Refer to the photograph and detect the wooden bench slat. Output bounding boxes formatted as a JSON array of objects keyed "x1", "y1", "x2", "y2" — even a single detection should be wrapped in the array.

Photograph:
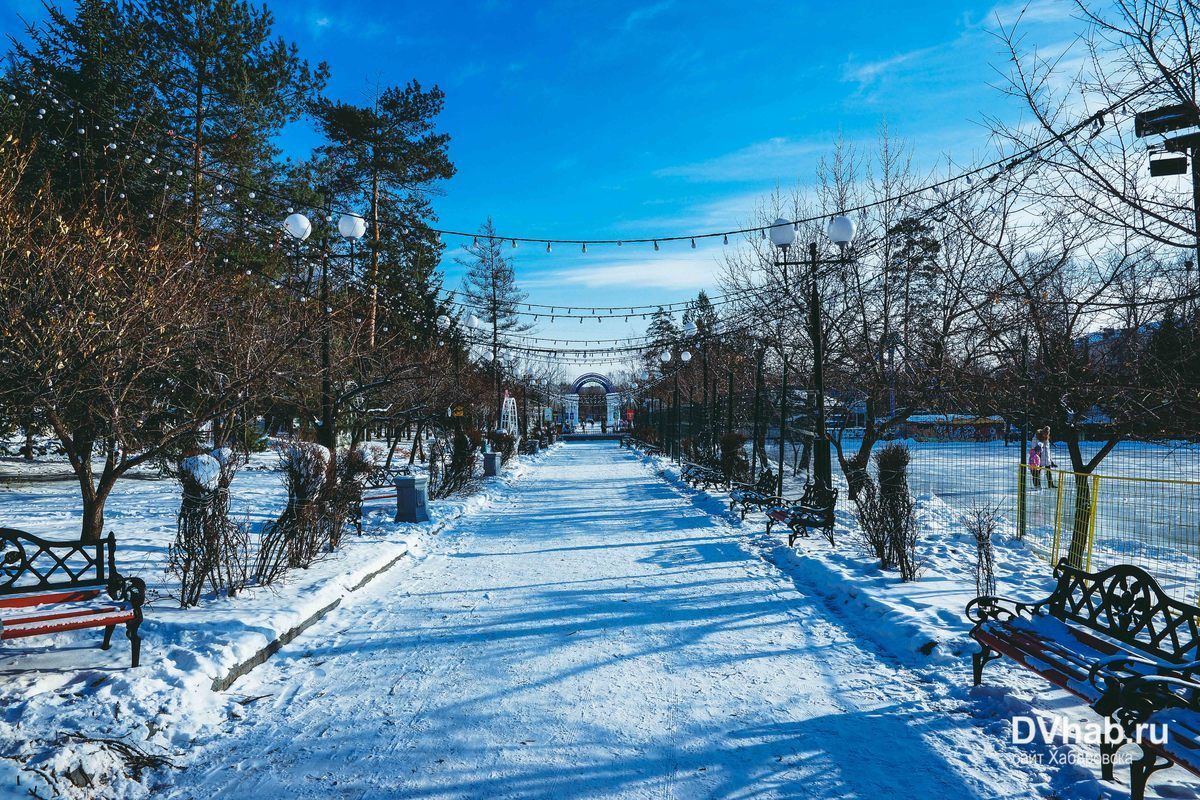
[
  {"x1": 0, "y1": 588, "x2": 104, "y2": 608},
  {"x1": 2, "y1": 609, "x2": 136, "y2": 639}
]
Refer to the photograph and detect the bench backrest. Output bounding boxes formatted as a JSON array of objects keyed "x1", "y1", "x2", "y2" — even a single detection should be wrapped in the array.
[
  {"x1": 0, "y1": 528, "x2": 113, "y2": 595},
  {"x1": 1047, "y1": 558, "x2": 1200, "y2": 663}
]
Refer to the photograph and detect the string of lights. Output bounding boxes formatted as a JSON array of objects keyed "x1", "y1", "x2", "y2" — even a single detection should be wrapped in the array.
[{"x1": 17, "y1": 60, "x2": 1152, "y2": 267}]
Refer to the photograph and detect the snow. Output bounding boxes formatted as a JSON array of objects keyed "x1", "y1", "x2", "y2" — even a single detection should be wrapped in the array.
[
  {"x1": 4, "y1": 438, "x2": 1200, "y2": 798},
  {"x1": 165, "y1": 442, "x2": 1057, "y2": 799},
  {"x1": 210, "y1": 447, "x2": 235, "y2": 468},
  {"x1": 179, "y1": 454, "x2": 221, "y2": 491},
  {"x1": 0, "y1": 441, "x2": 556, "y2": 798}
]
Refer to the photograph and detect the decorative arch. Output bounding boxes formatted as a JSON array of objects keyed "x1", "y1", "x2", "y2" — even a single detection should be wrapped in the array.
[{"x1": 570, "y1": 373, "x2": 615, "y2": 394}]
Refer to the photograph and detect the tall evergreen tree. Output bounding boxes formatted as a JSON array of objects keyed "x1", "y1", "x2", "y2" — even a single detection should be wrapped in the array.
[
  {"x1": 143, "y1": 0, "x2": 328, "y2": 239},
  {"x1": 312, "y1": 81, "x2": 455, "y2": 346},
  {"x1": 459, "y1": 219, "x2": 530, "y2": 421},
  {"x1": 7, "y1": 1, "x2": 163, "y2": 220}
]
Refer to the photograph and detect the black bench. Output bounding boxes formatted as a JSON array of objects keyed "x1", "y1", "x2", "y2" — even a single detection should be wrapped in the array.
[
  {"x1": 363, "y1": 464, "x2": 413, "y2": 489},
  {"x1": 764, "y1": 482, "x2": 838, "y2": 546},
  {"x1": 680, "y1": 462, "x2": 725, "y2": 491},
  {"x1": 1, "y1": 528, "x2": 145, "y2": 667},
  {"x1": 1091, "y1": 659, "x2": 1200, "y2": 799},
  {"x1": 967, "y1": 559, "x2": 1200, "y2": 785},
  {"x1": 728, "y1": 471, "x2": 778, "y2": 520}
]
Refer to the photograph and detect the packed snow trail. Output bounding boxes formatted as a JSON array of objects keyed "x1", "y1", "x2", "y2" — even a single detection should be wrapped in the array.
[{"x1": 169, "y1": 442, "x2": 1041, "y2": 799}]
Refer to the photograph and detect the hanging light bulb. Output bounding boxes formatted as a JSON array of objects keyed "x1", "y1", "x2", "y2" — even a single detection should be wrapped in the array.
[
  {"x1": 511, "y1": 239, "x2": 517, "y2": 248},
  {"x1": 581, "y1": 242, "x2": 586, "y2": 254},
  {"x1": 436, "y1": 314, "x2": 451, "y2": 333},
  {"x1": 722, "y1": 233, "x2": 728, "y2": 245},
  {"x1": 546, "y1": 242, "x2": 552, "y2": 254},
  {"x1": 653, "y1": 240, "x2": 659, "y2": 251},
  {"x1": 690, "y1": 238, "x2": 696, "y2": 249}
]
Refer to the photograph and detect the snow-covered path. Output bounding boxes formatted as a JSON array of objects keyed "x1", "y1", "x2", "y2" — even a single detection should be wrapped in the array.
[{"x1": 169, "y1": 442, "x2": 1038, "y2": 799}]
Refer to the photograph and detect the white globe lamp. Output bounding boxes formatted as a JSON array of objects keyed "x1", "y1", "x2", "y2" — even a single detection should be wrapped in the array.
[
  {"x1": 338, "y1": 213, "x2": 366, "y2": 239},
  {"x1": 827, "y1": 215, "x2": 856, "y2": 248},
  {"x1": 283, "y1": 213, "x2": 312, "y2": 241},
  {"x1": 768, "y1": 217, "x2": 795, "y2": 250}
]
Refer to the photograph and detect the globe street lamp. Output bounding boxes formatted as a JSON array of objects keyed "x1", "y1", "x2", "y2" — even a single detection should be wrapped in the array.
[
  {"x1": 769, "y1": 218, "x2": 796, "y2": 497},
  {"x1": 809, "y1": 215, "x2": 856, "y2": 492},
  {"x1": 283, "y1": 212, "x2": 312, "y2": 241},
  {"x1": 769, "y1": 214, "x2": 857, "y2": 496}
]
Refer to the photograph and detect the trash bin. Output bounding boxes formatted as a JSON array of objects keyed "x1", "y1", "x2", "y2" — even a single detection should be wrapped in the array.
[
  {"x1": 394, "y1": 474, "x2": 430, "y2": 523},
  {"x1": 483, "y1": 452, "x2": 500, "y2": 477}
]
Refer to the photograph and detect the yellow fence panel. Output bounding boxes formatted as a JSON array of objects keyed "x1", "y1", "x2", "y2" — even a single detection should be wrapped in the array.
[{"x1": 1017, "y1": 465, "x2": 1200, "y2": 602}]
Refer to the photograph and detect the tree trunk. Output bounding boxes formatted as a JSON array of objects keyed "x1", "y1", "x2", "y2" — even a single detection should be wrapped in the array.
[
  {"x1": 80, "y1": 493, "x2": 106, "y2": 544},
  {"x1": 1065, "y1": 471, "x2": 1093, "y2": 568}
]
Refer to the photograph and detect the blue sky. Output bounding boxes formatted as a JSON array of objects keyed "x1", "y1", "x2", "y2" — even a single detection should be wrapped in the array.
[{"x1": 1, "y1": 0, "x2": 1081, "y2": 347}]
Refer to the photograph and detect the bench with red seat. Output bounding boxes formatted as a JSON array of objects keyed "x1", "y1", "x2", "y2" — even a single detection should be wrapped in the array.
[
  {"x1": 967, "y1": 558, "x2": 1200, "y2": 790},
  {"x1": 1, "y1": 527, "x2": 145, "y2": 667}
]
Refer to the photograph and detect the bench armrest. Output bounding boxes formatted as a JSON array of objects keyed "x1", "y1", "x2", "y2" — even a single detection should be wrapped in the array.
[
  {"x1": 964, "y1": 594, "x2": 1042, "y2": 625},
  {"x1": 1088, "y1": 653, "x2": 1200, "y2": 693},
  {"x1": 107, "y1": 574, "x2": 146, "y2": 609},
  {"x1": 1091, "y1": 668, "x2": 1200, "y2": 726}
]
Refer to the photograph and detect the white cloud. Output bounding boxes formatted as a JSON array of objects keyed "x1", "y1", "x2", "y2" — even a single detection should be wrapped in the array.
[
  {"x1": 985, "y1": 0, "x2": 1076, "y2": 27},
  {"x1": 654, "y1": 137, "x2": 830, "y2": 183},
  {"x1": 623, "y1": 1, "x2": 675, "y2": 31},
  {"x1": 842, "y1": 45, "x2": 938, "y2": 90},
  {"x1": 521, "y1": 253, "x2": 721, "y2": 292}
]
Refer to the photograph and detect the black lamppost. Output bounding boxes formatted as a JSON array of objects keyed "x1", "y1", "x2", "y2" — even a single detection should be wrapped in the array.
[{"x1": 768, "y1": 215, "x2": 856, "y2": 495}]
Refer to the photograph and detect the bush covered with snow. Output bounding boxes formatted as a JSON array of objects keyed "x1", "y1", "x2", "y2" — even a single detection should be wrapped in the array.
[{"x1": 179, "y1": 454, "x2": 221, "y2": 494}]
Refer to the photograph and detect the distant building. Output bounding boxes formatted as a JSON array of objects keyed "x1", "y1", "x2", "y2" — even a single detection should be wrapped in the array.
[{"x1": 901, "y1": 413, "x2": 1006, "y2": 442}]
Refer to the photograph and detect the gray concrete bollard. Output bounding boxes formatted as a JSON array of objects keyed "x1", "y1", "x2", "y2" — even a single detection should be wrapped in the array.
[
  {"x1": 483, "y1": 452, "x2": 500, "y2": 477},
  {"x1": 394, "y1": 474, "x2": 430, "y2": 523}
]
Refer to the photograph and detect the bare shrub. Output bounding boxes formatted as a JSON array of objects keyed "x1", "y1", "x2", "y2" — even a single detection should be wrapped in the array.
[
  {"x1": 720, "y1": 432, "x2": 749, "y2": 481},
  {"x1": 254, "y1": 443, "x2": 333, "y2": 585},
  {"x1": 169, "y1": 452, "x2": 248, "y2": 607},
  {"x1": 967, "y1": 502, "x2": 1000, "y2": 597},
  {"x1": 489, "y1": 431, "x2": 516, "y2": 464},
  {"x1": 331, "y1": 446, "x2": 374, "y2": 538},
  {"x1": 853, "y1": 444, "x2": 921, "y2": 581},
  {"x1": 429, "y1": 427, "x2": 477, "y2": 499}
]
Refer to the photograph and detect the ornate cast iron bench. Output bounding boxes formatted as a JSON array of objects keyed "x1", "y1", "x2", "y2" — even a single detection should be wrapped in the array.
[
  {"x1": 1090, "y1": 660, "x2": 1200, "y2": 799},
  {"x1": 1, "y1": 528, "x2": 145, "y2": 667},
  {"x1": 728, "y1": 471, "x2": 778, "y2": 520},
  {"x1": 765, "y1": 482, "x2": 838, "y2": 546},
  {"x1": 967, "y1": 559, "x2": 1200, "y2": 785},
  {"x1": 364, "y1": 464, "x2": 413, "y2": 490},
  {"x1": 680, "y1": 462, "x2": 725, "y2": 491}
]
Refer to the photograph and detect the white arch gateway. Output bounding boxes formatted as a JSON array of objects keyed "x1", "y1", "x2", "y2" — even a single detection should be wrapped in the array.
[{"x1": 564, "y1": 373, "x2": 621, "y2": 431}]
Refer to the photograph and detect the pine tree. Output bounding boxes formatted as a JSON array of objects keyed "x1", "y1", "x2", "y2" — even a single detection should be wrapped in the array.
[
  {"x1": 7, "y1": 0, "x2": 163, "y2": 220},
  {"x1": 312, "y1": 81, "x2": 455, "y2": 346},
  {"x1": 685, "y1": 290, "x2": 720, "y2": 337},
  {"x1": 459, "y1": 219, "x2": 531, "y2": 421},
  {"x1": 143, "y1": 0, "x2": 328, "y2": 239}
]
